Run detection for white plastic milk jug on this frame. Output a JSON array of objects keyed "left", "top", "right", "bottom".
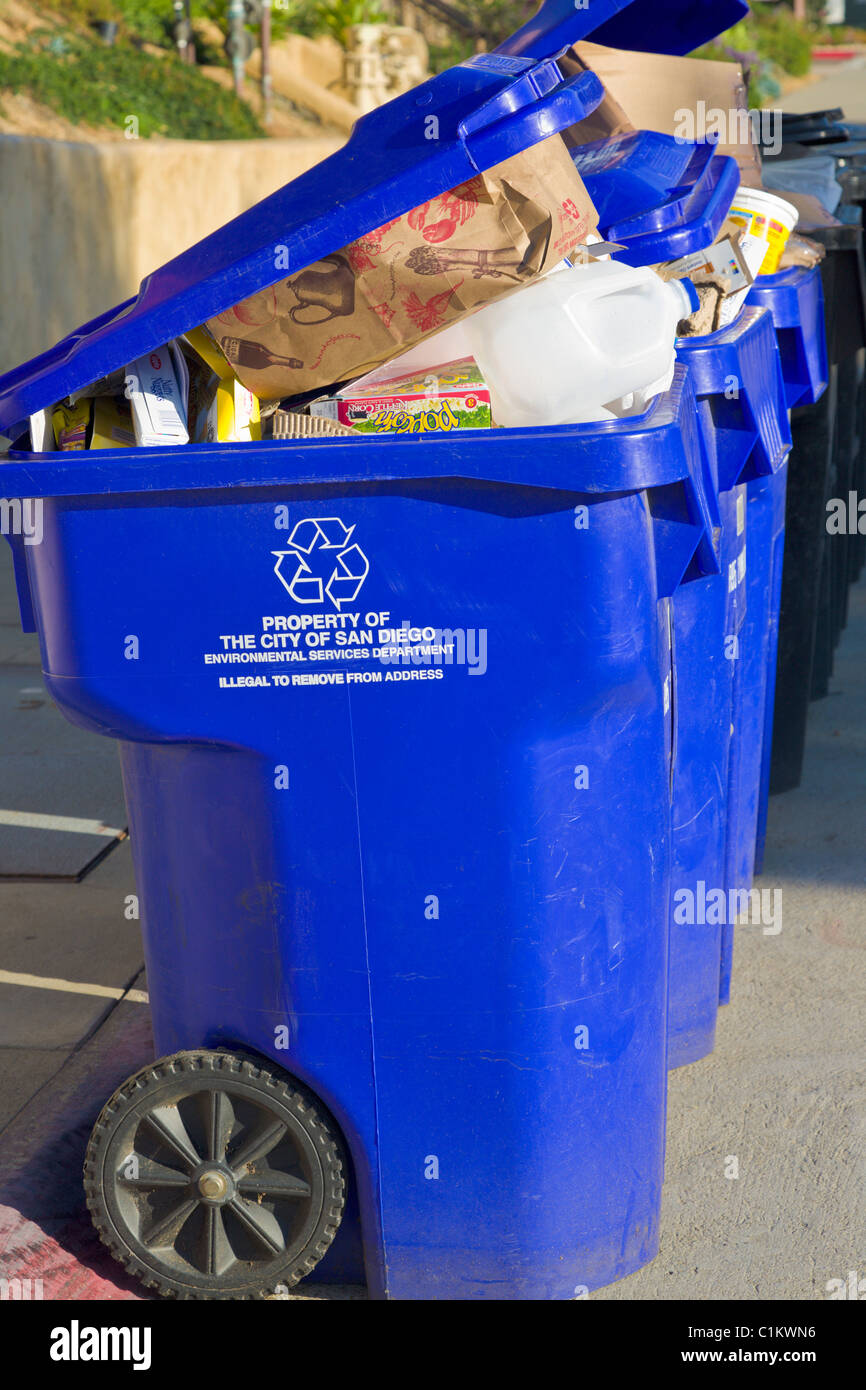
[{"left": 463, "top": 259, "right": 699, "bottom": 428}]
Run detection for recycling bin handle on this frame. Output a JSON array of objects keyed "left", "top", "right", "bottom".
[{"left": 458, "top": 69, "right": 604, "bottom": 171}]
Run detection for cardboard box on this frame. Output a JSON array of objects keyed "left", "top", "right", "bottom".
[
  {"left": 90, "top": 396, "right": 136, "bottom": 449},
  {"left": 311, "top": 357, "right": 493, "bottom": 434},
  {"left": 183, "top": 328, "right": 261, "bottom": 443},
  {"left": 777, "top": 190, "right": 841, "bottom": 233},
  {"left": 656, "top": 235, "right": 753, "bottom": 295},
  {"left": 562, "top": 43, "right": 763, "bottom": 189},
  {"left": 29, "top": 409, "right": 53, "bottom": 452},
  {"left": 205, "top": 134, "right": 598, "bottom": 400},
  {"left": 125, "top": 342, "right": 189, "bottom": 447},
  {"left": 271, "top": 411, "right": 358, "bottom": 439}
]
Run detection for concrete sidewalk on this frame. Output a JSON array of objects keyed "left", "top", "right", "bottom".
[
  {"left": 781, "top": 57, "right": 866, "bottom": 123},
  {"left": 597, "top": 580, "right": 866, "bottom": 1301},
  {"left": 0, "top": 573, "right": 863, "bottom": 1300}
]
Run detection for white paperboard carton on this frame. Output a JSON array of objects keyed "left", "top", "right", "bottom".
[{"left": 125, "top": 342, "right": 189, "bottom": 447}]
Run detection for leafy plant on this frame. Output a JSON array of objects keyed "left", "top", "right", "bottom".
[
  {"left": 313, "top": 0, "right": 388, "bottom": 48},
  {"left": 196, "top": 0, "right": 321, "bottom": 42},
  {"left": 0, "top": 28, "right": 264, "bottom": 139},
  {"left": 436, "top": 0, "right": 536, "bottom": 44},
  {"left": 757, "top": 6, "right": 812, "bottom": 76},
  {"left": 690, "top": 4, "right": 812, "bottom": 107}
]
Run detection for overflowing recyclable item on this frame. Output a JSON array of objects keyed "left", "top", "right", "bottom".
[
  {"left": 310, "top": 357, "right": 492, "bottom": 433},
  {"left": 778, "top": 232, "right": 826, "bottom": 271},
  {"left": 51, "top": 400, "right": 90, "bottom": 451},
  {"left": 182, "top": 328, "right": 261, "bottom": 444},
  {"left": 204, "top": 134, "right": 598, "bottom": 402},
  {"left": 32, "top": 334, "right": 260, "bottom": 452},
  {"left": 28, "top": 408, "right": 53, "bottom": 453},
  {"left": 727, "top": 187, "right": 798, "bottom": 276},
  {"left": 66, "top": 370, "right": 127, "bottom": 404},
  {"left": 269, "top": 411, "right": 358, "bottom": 439},
  {"left": 125, "top": 342, "right": 189, "bottom": 447},
  {"left": 462, "top": 259, "right": 698, "bottom": 428},
  {"left": 657, "top": 235, "right": 753, "bottom": 294},
  {"left": 49, "top": 393, "right": 145, "bottom": 451},
  {"left": 657, "top": 230, "right": 757, "bottom": 330},
  {"left": 673, "top": 283, "right": 727, "bottom": 337},
  {"left": 563, "top": 43, "right": 763, "bottom": 189},
  {"left": 90, "top": 396, "right": 136, "bottom": 449},
  {"left": 775, "top": 190, "right": 841, "bottom": 233}
]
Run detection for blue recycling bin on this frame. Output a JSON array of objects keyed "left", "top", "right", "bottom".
[
  {"left": 579, "top": 138, "right": 792, "bottom": 1063},
  {"left": 0, "top": 0, "right": 742, "bottom": 1301},
  {"left": 742, "top": 267, "right": 828, "bottom": 905},
  {"left": 672, "top": 312, "right": 791, "bottom": 1048},
  {"left": 0, "top": 393, "right": 716, "bottom": 1301}
]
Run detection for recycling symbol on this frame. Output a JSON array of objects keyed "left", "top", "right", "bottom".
[{"left": 272, "top": 517, "right": 369, "bottom": 611}]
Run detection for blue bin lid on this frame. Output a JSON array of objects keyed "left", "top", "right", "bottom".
[
  {"left": 572, "top": 134, "right": 741, "bottom": 266},
  {"left": 0, "top": 0, "right": 746, "bottom": 437},
  {"left": 498, "top": 0, "right": 748, "bottom": 61},
  {"left": 571, "top": 131, "right": 712, "bottom": 228}
]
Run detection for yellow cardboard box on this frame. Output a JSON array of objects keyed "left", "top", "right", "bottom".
[{"left": 183, "top": 328, "right": 261, "bottom": 443}]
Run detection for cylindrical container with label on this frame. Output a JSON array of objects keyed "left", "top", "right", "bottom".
[{"left": 728, "top": 187, "right": 798, "bottom": 275}]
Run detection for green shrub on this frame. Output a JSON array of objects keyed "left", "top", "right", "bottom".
[
  {"left": 196, "top": 0, "right": 321, "bottom": 43},
  {"left": 690, "top": 4, "right": 812, "bottom": 107},
  {"left": 757, "top": 7, "right": 812, "bottom": 76},
  {"left": 0, "top": 29, "right": 264, "bottom": 139}
]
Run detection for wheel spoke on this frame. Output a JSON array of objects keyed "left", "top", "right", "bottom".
[
  {"left": 119, "top": 1155, "right": 190, "bottom": 1191},
  {"left": 228, "top": 1196, "right": 286, "bottom": 1256},
  {"left": 236, "top": 1172, "right": 311, "bottom": 1201},
  {"left": 203, "top": 1205, "right": 235, "bottom": 1278},
  {"left": 229, "top": 1118, "right": 287, "bottom": 1176},
  {"left": 207, "top": 1088, "right": 234, "bottom": 1165},
  {"left": 141, "top": 1197, "right": 198, "bottom": 1250},
  {"left": 141, "top": 1105, "right": 202, "bottom": 1170}
]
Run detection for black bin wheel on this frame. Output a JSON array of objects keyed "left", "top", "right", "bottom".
[{"left": 84, "top": 1050, "right": 346, "bottom": 1300}]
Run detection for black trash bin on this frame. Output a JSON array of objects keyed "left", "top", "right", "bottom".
[{"left": 759, "top": 118, "right": 866, "bottom": 790}]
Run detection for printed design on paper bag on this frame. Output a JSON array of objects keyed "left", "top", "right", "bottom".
[
  {"left": 273, "top": 518, "right": 369, "bottom": 611},
  {"left": 346, "top": 220, "right": 403, "bottom": 273},
  {"left": 405, "top": 241, "right": 549, "bottom": 280},
  {"left": 285, "top": 254, "right": 356, "bottom": 326},
  {"left": 219, "top": 337, "right": 303, "bottom": 373},
  {"left": 203, "top": 138, "right": 592, "bottom": 399},
  {"left": 216, "top": 287, "right": 278, "bottom": 329},
  {"left": 402, "top": 282, "right": 463, "bottom": 332},
  {"left": 407, "top": 182, "right": 479, "bottom": 244},
  {"left": 404, "top": 189, "right": 552, "bottom": 283},
  {"left": 371, "top": 302, "right": 395, "bottom": 329}
]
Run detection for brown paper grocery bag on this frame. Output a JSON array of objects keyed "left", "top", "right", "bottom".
[{"left": 205, "top": 134, "right": 597, "bottom": 399}]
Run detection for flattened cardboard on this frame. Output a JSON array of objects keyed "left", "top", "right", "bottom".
[{"left": 563, "top": 42, "right": 762, "bottom": 189}]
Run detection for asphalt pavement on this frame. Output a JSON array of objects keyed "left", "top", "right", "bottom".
[{"left": 0, "top": 540, "right": 144, "bottom": 1134}]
